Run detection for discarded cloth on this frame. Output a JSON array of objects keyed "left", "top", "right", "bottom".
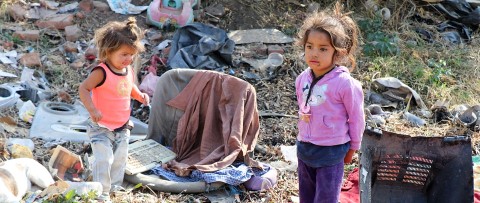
[
  {"left": 166, "top": 70, "right": 262, "bottom": 175},
  {"left": 146, "top": 69, "right": 197, "bottom": 147},
  {"left": 167, "top": 22, "right": 234, "bottom": 70},
  {"left": 475, "top": 190, "right": 480, "bottom": 203},
  {"left": 150, "top": 162, "right": 269, "bottom": 186},
  {"left": 339, "top": 167, "right": 360, "bottom": 203}
]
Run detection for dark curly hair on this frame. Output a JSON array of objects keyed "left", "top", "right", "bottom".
[
  {"left": 94, "top": 17, "right": 145, "bottom": 62},
  {"left": 296, "top": 2, "right": 359, "bottom": 70}
]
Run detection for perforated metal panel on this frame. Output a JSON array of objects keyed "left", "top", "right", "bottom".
[{"left": 359, "top": 127, "right": 473, "bottom": 203}]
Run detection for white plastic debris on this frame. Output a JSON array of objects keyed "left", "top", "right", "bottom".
[
  {"left": 403, "top": 111, "right": 426, "bottom": 127},
  {"left": 155, "top": 39, "right": 172, "bottom": 51},
  {"left": 0, "top": 50, "right": 18, "bottom": 64},
  {"left": 107, "top": 0, "right": 148, "bottom": 14},
  {"left": 0, "top": 84, "right": 21, "bottom": 109},
  {"left": 0, "top": 71, "right": 17, "bottom": 78},
  {"left": 269, "top": 145, "right": 298, "bottom": 172},
  {"left": 7, "top": 138, "right": 35, "bottom": 151},
  {"left": 19, "top": 100, "right": 36, "bottom": 123}
]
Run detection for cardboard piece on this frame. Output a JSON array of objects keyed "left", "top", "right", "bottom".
[{"left": 48, "top": 145, "right": 84, "bottom": 181}]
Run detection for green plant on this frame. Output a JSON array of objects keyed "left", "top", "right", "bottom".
[
  {"left": 282, "top": 25, "right": 297, "bottom": 37},
  {"left": 359, "top": 15, "right": 399, "bottom": 57},
  {"left": 0, "top": 32, "right": 23, "bottom": 46},
  {"left": 41, "top": 189, "right": 98, "bottom": 203},
  {"left": 426, "top": 58, "right": 452, "bottom": 86},
  {"left": 80, "top": 190, "right": 99, "bottom": 201}
]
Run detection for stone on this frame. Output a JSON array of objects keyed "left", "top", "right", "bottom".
[
  {"left": 205, "top": 4, "right": 225, "bottom": 17},
  {"left": 63, "top": 41, "right": 78, "bottom": 53},
  {"left": 19, "top": 53, "right": 42, "bottom": 67},
  {"left": 35, "top": 14, "right": 75, "bottom": 30},
  {"left": 78, "top": 0, "right": 93, "bottom": 12},
  {"left": 65, "top": 25, "right": 82, "bottom": 42},
  {"left": 69, "top": 59, "right": 84, "bottom": 69},
  {"left": 57, "top": 90, "right": 72, "bottom": 103},
  {"left": 85, "top": 46, "right": 97, "bottom": 61},
  {"left": 8, "top": 4, "right": 27, "bottom": 21},
  {"left": 13, "top": 30, "right": 40, "bottom": 41},
  {"left": 268, "top": 44, "right": 284, "bottom": 55},
  {"left": 92, "top": 1, "right": 110, "bottom": 12},
  {"left": 252, "top": 43, "right": 268, "bottom": 56}
]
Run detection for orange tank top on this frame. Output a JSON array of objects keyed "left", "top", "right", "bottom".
[{"left": 91, "top": 63, "right": 133, "bottom": 131}]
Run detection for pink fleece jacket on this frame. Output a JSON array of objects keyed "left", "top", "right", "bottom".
[{"left": 295, "top": 66, "right": 365, "bottom": 150}]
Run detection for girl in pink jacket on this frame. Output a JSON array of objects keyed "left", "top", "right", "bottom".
[{"left": 294, "top": 3, "right": 365, "bottom": 203}]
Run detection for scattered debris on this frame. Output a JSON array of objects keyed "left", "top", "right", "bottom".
[
  {"left": 107, "top": 0, "right": 147, "bottom": 14},
  {"left": 145, "top": 0, "right": 196, "bottom": 28},
  {"left": 228, "top": 29, "right": 294, "bottom": 45},
  {"left": 48, "top": 145, "right": 85, "bottom": 181}
]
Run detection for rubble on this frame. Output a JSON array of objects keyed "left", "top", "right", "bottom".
[{"left": 12, "top": 30, "right": 41, "bottom": 41}]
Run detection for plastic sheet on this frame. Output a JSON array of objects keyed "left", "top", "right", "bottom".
[
  {"left": 167, "top": 23, "right": 234, "bottom": 70},
  {"left": 107, "top": 0, "right": 148, "bottom": 14}
]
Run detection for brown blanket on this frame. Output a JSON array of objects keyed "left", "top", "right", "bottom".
[{"left": 166, "top": 70, "right": 262, "bottom": 176}]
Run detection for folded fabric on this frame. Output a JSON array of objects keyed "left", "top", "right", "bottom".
[
  {"left": 150, "top": 162, "right": 271, "bottom": 186},
  {"left": 243, "top": 164, "right": 277, "bottom": 191},
  {"left": 339, "top": 167, "right": 360, "bottom": 203}
]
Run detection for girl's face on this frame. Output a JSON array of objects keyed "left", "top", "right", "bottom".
[
  {"left": 304, "top": 30, "right": 336, "bottom": 77},
  {"left": 106, "top": 44, "right": 137, "bottom": 71}
]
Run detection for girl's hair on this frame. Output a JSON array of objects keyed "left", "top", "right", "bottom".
[
  {"left": 296, "top": 2, "right": 359, "bottom": 70},
  {"left": 94, "top": 17, "right": 145, "bottom": 62}
]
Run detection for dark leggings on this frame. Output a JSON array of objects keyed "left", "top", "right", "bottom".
[{"left": 298, "top": 159, "right": 344, "bottom": 203}]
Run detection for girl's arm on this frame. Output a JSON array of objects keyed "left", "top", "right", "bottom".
[
  {"left": 79, "top": 68, "right": 104, "bottom": 122},
  {"left": 131, "top": 85, "right": 150, "bottom": 105},
  {"left": 341, "top": 79, "right": 365, "bottom": 151},
  {"left": 344, "top": 149, "right": 356, "bottom": 163},
  {"left": 130, "top": 66, "right": 149, "bottom": 106}
]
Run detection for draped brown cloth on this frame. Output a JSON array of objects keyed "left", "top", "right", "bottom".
[{"left": 165, "top": 70, "right": 262, "bottom": 176}]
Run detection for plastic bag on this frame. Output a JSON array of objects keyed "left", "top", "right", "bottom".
[
  {"left": 18, "top": 100, "right": 36, "bottom": 123},
  {"left": 139, "top": 72, "right": 160, "bottom": 97}
]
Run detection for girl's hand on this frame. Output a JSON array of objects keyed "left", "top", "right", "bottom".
[
  {"left": 90, "top": 109, "right": 103, "bottom": 123},
  {"left": 141, "top": 93, "right": 150, "bottom": 106},
  {"left": 344, "top": 149, "right": 356, "bottom": 164}
]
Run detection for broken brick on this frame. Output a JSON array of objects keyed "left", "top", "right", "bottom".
[
  {"left": 63, "top": 41, "right": 78, "bottom": 53},
  {"left": 92, "top": 1, "right": 110, "bottom": 12},
  {"left": 79, "top": 0, "right": 93, "bottom": 12},
  {"left": 13, "top": 30, "right": 40, "bottom": 41},
  {"left": 35, "top": 14, "right": 75, "bottom": 30},
  {"left": 268, "top": 44, "right": 284, "bottom": 55},
  {"left": 252, "top": 43, "right": 268, "bottom": 56},
  {"left": 19, "top": 52, "right": 42, "bottom": 67},
  {"left": 65, "top": 25, "right": 82, "bottom": 42}
]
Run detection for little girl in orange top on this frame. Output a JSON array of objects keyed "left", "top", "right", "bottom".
[{"left": 78, "top": 17, "right": 149, "bottom": 202}]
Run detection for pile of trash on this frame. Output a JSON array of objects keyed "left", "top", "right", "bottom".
[{"left": 364, "top": 76, "right": 480, "bottom": 139}]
